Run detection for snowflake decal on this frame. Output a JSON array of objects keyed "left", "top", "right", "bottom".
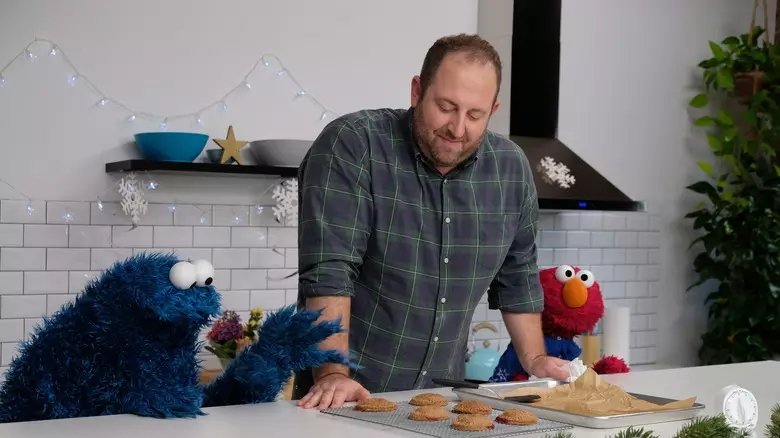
[
  {"left": 271, "top": 179, "right": 298, "bottom": 225},
  {"left": 117, "top": 172, "right": 148, "bottom": 225},
  {"left": 536, "top": 156, "right": 576, "bottom": 189}
]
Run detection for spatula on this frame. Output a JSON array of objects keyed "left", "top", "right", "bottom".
[{"left": 431, "top": 378, "right": 541, "bottom": 403}]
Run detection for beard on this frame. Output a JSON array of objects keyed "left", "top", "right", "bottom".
[{"left": 412, "top": 105, "right": 485, "bottom": 169}]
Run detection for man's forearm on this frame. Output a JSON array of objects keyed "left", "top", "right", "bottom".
[
  {"left": 304, "top": 296, "right": 351, "bottom": 381},
  {"left": 501, "top": 311, "right": 546, "bottom": 370}
]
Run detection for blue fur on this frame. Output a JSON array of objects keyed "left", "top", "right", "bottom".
[
  {"left": 0, "top": 252, "right": 348, "bottom": 423},
  {"left": 489, "top": 337, "right": 582, "bottom": 382}
]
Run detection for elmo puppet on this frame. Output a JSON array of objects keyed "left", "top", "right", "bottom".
[{"left": 489, "top": 264, "right": 629, "bottom": 382}]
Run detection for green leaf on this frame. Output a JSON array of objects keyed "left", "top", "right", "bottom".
[
  {"left": 716, "top": 69, "right": 735, "bottom": 89},
  {"left": 744, "top": 110, "right": 758, "bottom": 126},
  {"left": 721, "top": 36, "right": 740, "bottom": 45},
  {"left": 689, "top": 93, "right": 709, "bottom": 108},
  {"left": 775, "top": 165, "right": 780, "bottom": 176},
  {"left": 709, "top": 41, "right": 727, "bottom": 60},
  {"left": 717, "top": 110, "right": 734, "bottom": 125},
  {"left": 706, "top": 134, "right": 721, "bottom": 150},
  {"left": 697, "top": 161, "right": 714, "bottom": 175},
  {"left": 694, "top": 116, "right": 715, "bottom": 126},
  {"left": 721, "top": 190, "right": 733, "bottom": 201}
]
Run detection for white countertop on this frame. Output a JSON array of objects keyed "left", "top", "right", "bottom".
[{"left": 1, "top": 361, "right": 777, "bottom": 438}]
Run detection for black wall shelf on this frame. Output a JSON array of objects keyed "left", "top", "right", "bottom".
[{"left": 105, "top": 160, "right": 298, "bottom": 178}]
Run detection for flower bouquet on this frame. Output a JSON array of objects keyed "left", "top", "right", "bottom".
[{"left": 204, "top": 307, "right": 263, "bottom": 368}]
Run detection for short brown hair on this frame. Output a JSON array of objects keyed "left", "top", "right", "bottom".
[{"left": 418, "top": 33, "right": 503, "bottom": 99}]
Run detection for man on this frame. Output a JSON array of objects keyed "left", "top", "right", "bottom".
[{"left": 294, "top": 33, "right": 570, "bottom": 410}]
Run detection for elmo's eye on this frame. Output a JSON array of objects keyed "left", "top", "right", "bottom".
[
  {"left": 169, "top": 261, "right": 197, "bottom": 290},
  {"left": 577, "top": 269, "right": 595, "bottom": 288},
  {"left": 555, "top": 265, "right": 575, "bottom": 283},
  {"left": 192, "top": 259, "right": 215, "bottom": 287}
]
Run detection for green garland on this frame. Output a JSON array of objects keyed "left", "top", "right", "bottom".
[{"left": 543, "top": 404, "right": 780, "bottom": 438}]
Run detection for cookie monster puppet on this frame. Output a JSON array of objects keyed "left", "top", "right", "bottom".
[
  {"left": 0, "top": 252, "right": 349, "bottom": 423},
  {"left": 490, "top": 264, "right": 630, "bottom": 382}
]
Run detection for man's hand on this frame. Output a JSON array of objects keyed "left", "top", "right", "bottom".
[
  {"left": 526, "top": 355, "right": 570, "bottom": 381},
  {"left": 297, "top": 373, "right": 370, "bottom": 409}
]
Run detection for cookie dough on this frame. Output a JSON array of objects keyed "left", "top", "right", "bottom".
[
  {"left": 408, "top": 405, "right": 451, "bottom": 421},
  {"left": 496, "top": 408, "right": 539, "bottom": 425},
  {"left": 452, "top": 400, "right": 493, "bottom": 415},
  {"left": 451, "top": 414, "right": 495, "bottom": 431},
  {"left": 409, "top": 393, "right": 449, "bottom": 407},
  {"left": 354, "top": 398, "right": 398, "bottom": 412}
]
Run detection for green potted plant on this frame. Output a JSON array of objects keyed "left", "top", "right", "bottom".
[{"left": 685, "top": 0, "right": 780, "bottom": 366}]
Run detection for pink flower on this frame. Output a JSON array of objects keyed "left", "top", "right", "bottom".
[{"left": 207, "top": 311, "right": 243, "bottom": 343}]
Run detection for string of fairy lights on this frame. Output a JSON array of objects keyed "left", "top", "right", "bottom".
[{"left": 0, "top": 37, "right": 322, "bottom": 226}]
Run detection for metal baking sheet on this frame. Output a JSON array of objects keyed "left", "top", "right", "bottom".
[
  {"left": 321, "top": 399, "right": 574, "bottom": 437},
  {"left": 452, "top": 380, "right": 706, "bottom": 429}
]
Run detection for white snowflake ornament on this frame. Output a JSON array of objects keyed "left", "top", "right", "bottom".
[
  {"left": 271, "top": 179, "right": 298, "bottom": 225},
  {"left": 117, "top": 172, "right": 148, "bottom": 225},
  {"left": 537, "top": 156, "right": 576, "bottom": 189}
]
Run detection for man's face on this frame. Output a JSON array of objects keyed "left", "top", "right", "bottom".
[{"left": 411, "top": 52, "right": 500, "bottom": 173}]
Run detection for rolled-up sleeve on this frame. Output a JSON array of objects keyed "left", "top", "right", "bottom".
[
  {"left": 298, "top": 118, "right": 373, "bottom": 299},
  {"left": 487, "top": 152, "right": 544, "bottom": 313}
]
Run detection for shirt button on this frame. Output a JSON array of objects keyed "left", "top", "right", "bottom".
[
  {"left": 441, "top": 297, "right": 447, "bottom": 303},
  {"left": 445, "top": 217, "right": 451, "bottom": 224},
  {"left": 421, "top": 370, "right": 427, "bottom": 376},
  {"left": 444, "top": 257, "right": 449, "bottom": 263},
  {"left": 433, "top": 336, "right": 439, "bottom": 342}
]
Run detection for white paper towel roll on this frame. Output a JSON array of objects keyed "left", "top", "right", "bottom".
[{"left": 601, "top": 306, "right": 631, "bottom": 363}]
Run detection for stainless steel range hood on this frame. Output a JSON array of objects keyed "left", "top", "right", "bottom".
[{"left": 478, "top": 0, "right": 644, "bottom": 212}]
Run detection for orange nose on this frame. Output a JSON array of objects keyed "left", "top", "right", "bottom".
[{"left": 562, "top": 278, "right": 588, "bottom": 308}]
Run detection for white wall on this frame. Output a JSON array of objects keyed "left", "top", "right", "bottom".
[
  {"left": 480, "top": 0, "right": 775, "bottom": 368},
  {"left": 0, "top": 0, "right": 770, "bottom": 376}
]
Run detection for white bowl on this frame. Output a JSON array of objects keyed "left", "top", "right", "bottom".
[{"left": 249, "top": 139, "right": 313, "bottom": 167}]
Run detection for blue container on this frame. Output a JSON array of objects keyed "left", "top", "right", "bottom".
[{"left": 134, "top": 132, "right": 209, "bottom": 162}]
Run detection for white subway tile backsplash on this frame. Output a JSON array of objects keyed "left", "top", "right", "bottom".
[
  {"left": 1, "top": 200, "right": 46, "bottom": 224},
  {"left": 268, "top": 228, "right": 297, "bottom": 248},
  {"left": 154, "top": 226, "right": 193, "bottom": 247},
  {"left": 24, "top": 271, "right": 68, "bottom": 294},
  {"left": 0, "top": 272, "right": 23, "bottom": 295},
  {"left": 0, "top": 201, "right": 661, "bottom": 366},
  {"left": 0, "top": 319, "right": 24, "bottom": 342},
  {"left": 69, "top": 225, "right": 112, "bottom": 248},
  {"left": 1, "top": 248, "right": 46, "bottom": 271},
  {"left": 250, "top": 248, "right": 286, "bottom": 269},
  {"left": 1, "top": 295, "right": 47, "bottom": 318},
  {"left": 23, "top": 224, "right": 68, "bottom": 247},
  {"left": 231, "top": 227, "right": 268, "bottom": 247},
  {"left": 194, "top": 227, "right": 230, "bottom": 247},
  {"left": 112, "top": 226, "right": 153, "bottom": 247},
  {"left": 47, "top": 202, "right": 90, "bottom": 225},
  {"left": 2, "top": 342, "right": 19, "bottom": 366},
  {"left": 0, "top": 224, "right": 23, "bottom": 246}
]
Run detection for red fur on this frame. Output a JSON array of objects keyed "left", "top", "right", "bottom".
[
  {"left": 592, "top": 355, "right": 631, "bottom": 374},
  {"left": 540, "top": 267, "right": 604, "bottom": 339}
]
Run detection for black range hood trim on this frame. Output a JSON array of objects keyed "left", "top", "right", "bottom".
[{"left": 507, "top": 0, "right": 644, "bottom": 213}]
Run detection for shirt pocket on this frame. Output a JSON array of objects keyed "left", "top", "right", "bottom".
[{"left": 477, "top": 213, "right": 521, "bottom": 276}]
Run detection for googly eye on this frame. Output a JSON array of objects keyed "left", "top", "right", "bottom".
[
  {"left": 576, "top": 269, "right": 595, "bottom": 288},
  {"left": 192, "top": 259, "right": 215, "bottom": 287},
  {"left": 170, "top": 261, "right": 197, "bottom": 290},
  {"left": 555, "top": 265, "right": 575, "bottom": 283}
]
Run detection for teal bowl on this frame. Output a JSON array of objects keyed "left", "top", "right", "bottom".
[{"left": 134, "top": 132, "right": 209, "bottom": 162}]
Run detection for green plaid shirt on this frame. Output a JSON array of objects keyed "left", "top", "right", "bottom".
[{"left": 297, "top": 107, "right": 543, "bottom": 393}]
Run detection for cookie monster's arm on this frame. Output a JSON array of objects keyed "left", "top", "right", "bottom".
[{"left": 202, "top": 305, "right": 350, "bottom": 406}]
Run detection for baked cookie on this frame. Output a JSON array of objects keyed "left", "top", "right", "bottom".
[
  {"left": 496, "top": 409, "right": 538, "bottom": 425},
  {"left": 409, "top": 393, "right": 449, "bottom": 407},
  {"left": 451, "top": 414, "right": 495, "bottom": 431},
  {"left": 452, "top": 400, "right": 493, "bottom": 415},
  {"left": 354, "top": 398, "right": 398, "bottom": 412},
  {"left": 408, "top": 405, "right": 451, "bottom": 421}
]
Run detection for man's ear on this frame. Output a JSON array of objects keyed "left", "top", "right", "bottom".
[{"left": 411, "top": 75, "right": 422, "bottom": 107}]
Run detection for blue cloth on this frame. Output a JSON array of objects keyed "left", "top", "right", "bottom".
[{"left": 489, "top": 336, "right": 582, "bottom": 382}]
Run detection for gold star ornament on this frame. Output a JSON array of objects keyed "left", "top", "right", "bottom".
[{"left": 212, "top": 125, "right": 248, "bottom": 164}]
